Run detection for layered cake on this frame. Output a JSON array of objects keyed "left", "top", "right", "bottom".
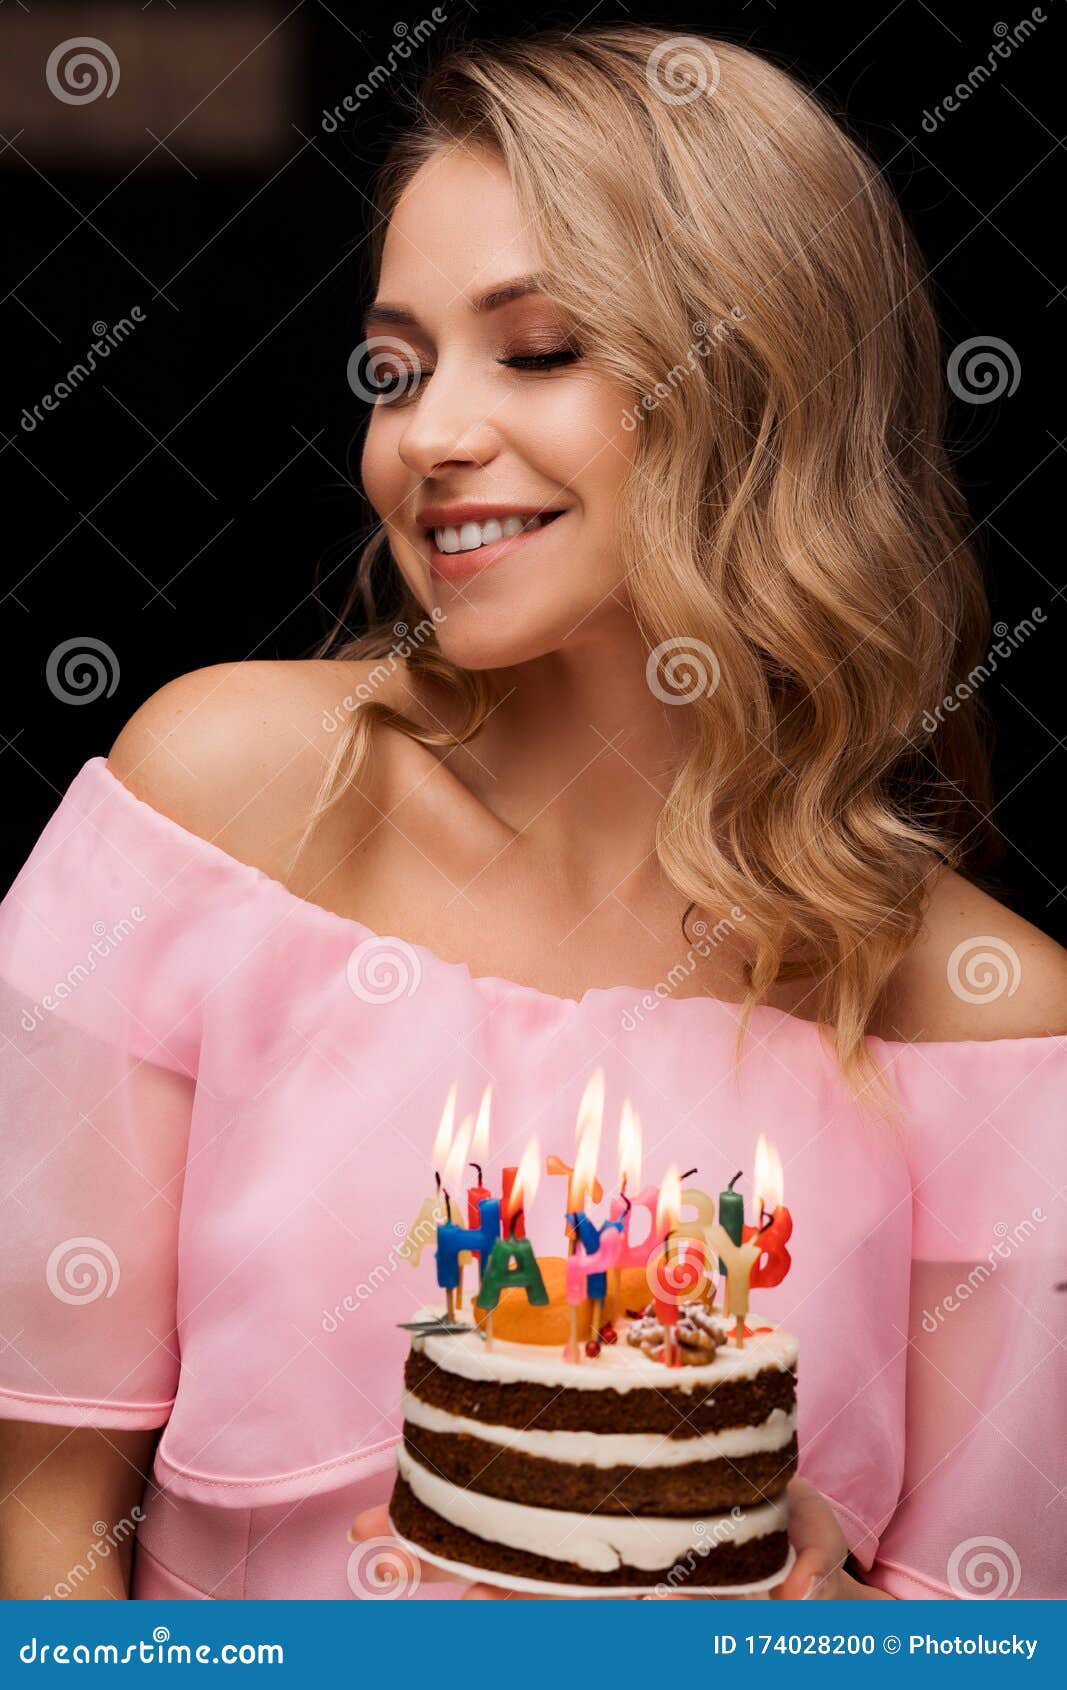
[{"left": 389, "top": 1299, "right": 798, "bottom": 1594}]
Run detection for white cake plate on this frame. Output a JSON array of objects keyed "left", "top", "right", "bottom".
[{"left": 389, "top": 1523, "right": 795, "bottom": 1600}]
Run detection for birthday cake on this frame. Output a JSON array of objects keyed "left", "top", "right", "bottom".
[{"left": 389, "top": 1298, "right": 798, "bottom": 1594}]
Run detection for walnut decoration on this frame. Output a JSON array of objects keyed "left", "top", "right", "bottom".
[{"left": 625, "top": 1298, "right": 727, "bottom": 1365}]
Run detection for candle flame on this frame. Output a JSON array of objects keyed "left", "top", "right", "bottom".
[
  {"left": 753, "top": 1134, "right": 784, "bottom": 1213},
  {"left": 568, "top": 1117, "right": 601, "bottom": 1212},
  {"left": 616, "top": 1098, "right": 643, "bottom": 1192},
  {"left": 576, "top": 1067, "right": 606, "bottom": 1143},
  {"left": 506, "top": 1137, "right": 541, "bottom": 1230},
  {"left": 431, "top": 1080, "right": 458, "bottom": 1173},
  {"left": 471, "top": 1083, "right": 492, "bottom": 1166},
  {"left": 441, "top": 1114, "right": 474, "bottom": 1197},
  {"left": 655, "top": 1163, "right": 682, "bottom": 1236}
]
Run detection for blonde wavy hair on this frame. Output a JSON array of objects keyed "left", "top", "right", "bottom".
[{"left": 303, "top": 25, "right": 996, "bottom": 1103}]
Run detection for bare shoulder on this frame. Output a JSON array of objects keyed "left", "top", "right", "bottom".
[
  {"left": 876, "top": 867, "right": 1067, "bottom": 1042},
  {"left": 105, "top": 657, "right": 417, "bottom": 883}
]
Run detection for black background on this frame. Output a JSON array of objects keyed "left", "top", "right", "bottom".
[{"left": 2, "top": 1, "right": 1064, "bottom": 938}]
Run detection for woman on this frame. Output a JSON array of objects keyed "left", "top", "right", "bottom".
[{"left": 1, "top": 26, "right": 1063, "bottom": 1602}]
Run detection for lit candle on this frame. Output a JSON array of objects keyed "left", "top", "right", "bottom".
[
  {"left": 704, "top": 1220, "right": 762, "bottom": 1347},
  {"left": 434, "top": 1114, "right": 474, "bottom": 1321},
  {"left": 466, "top": 1084, "right": 493, "bottom": 1244},
  {"left": 745, "top": 1135, "right": 793, "bottom": 1288},
  {"left": 435, "top": 1198, "right": 502, "bottom": 1298},
  {"left": 500, "top": 1166, "right": 526, "bottom": 1239},
  {"left": 401, "top": 1080, "right": 460, "bottom": 1272},
  {"left": 652, "top": 1166, "right": 682, "bottom": 1366},
  {"left": 478, "top": 1140, "right": 549, "bottom": 1346},
  {"left": 608, "top": 1182, "right": 666, "bottom": 1269},
  {"left": 563, "top": 1220, "right": 623, "bottom": 1361}
]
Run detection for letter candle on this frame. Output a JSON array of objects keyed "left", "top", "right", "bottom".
[
  {"left": 402, "top": 1081, "right": 460, "bottom": 1273},
  {"left": 703, "top": 1221, "right": 762, "bottom": 1348},
  {"left": 652, "top": 1167, "right": 683, "bottom": 1365},
  {"left": 477, "top": 1139, "right": 549, "bottom": 1349},
  {"left": 465, "top": 1084, "right": 494, "bottom": 1253},
  {"left": 564, "top": 1220, "right": 623, "bottom": 1362},
  {"left": 745, "top": 1135, "right": 793, "bottom": 1288},
  {"left": 716, "top": 1169, "right": 744, "bottom": 1274},
  {"left": 433, "top": 1115, "right": 474, "bottom": 1322}
]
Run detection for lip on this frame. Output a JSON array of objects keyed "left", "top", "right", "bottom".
[{"left": 426, "top": 510, "right": 567, "bottom": 583}]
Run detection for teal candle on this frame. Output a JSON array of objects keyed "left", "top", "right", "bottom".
[{"left": 717, "top": 1169, "right": 744, "bottom": 1274}]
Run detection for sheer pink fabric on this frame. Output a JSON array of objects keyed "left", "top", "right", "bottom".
[{"left": 1, "top": 756, "right": 1064, "bottom": 1599}]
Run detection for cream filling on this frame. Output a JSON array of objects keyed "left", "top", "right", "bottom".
[
  {"left": 396, "top": 1444, "right": 787, "bottom": 1573},
  {"left": 411, "top": 1305, "right": 797, "bottom": 1391},
  {"left": 401, "top": 1392, "right": 797, "bottom": 1468}
]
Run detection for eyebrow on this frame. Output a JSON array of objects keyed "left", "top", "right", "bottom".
[{"left": 361, "top": 274, "right": 549, "bottom": 336}]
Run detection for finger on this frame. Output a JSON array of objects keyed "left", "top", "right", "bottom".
[
  {"left": 346, "top": 1504, "right": 462, "bottom": 1586},
  {"left": 771, "top": 1544, "right": 827, "bottom": 1600}
]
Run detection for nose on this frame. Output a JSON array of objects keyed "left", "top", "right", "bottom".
[{"left": 395, "top": 352, "right": 503, "bottom": 478}]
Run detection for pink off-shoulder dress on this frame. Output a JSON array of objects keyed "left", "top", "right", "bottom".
[{"left": 0, "top": 757, "right": 1064, "bottom": 1600}]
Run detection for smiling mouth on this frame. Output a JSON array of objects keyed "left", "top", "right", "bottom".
[{"left": 426, "top": 511, "right": 566, "bottom": 581}]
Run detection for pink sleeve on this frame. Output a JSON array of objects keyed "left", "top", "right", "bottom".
[
  {"left": 0, "top": 761, "right": 200, "bottom": 1431},
  {"left": 864, "top": 1035, "right": 1067, "bottom": 1599}
]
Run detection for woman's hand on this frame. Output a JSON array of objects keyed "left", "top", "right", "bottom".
[{"left": 769, "top": 1477, "right": 892, "bottom": 1600}]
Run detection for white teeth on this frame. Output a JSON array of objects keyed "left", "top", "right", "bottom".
[{"left": 433, "top": 513, "right": 555, "bottom": 553}]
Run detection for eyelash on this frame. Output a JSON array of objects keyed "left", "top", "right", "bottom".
[{"left": 375, "top": 347, "right": 578, "bottom": 403}]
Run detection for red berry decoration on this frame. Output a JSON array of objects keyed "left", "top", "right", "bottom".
[
  {"left": 585, "top": 1339, "right": 602, "bottom": 1358},
  {"left": 601, "top": 1325, "right": 618, "bottom": 1345}
]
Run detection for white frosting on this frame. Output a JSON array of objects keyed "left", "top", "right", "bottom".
[
  {"left": 396, "top": 1444, "right": 788, "bottom": 1573},
  {"left": 411, "top": 1304, "right": 797, "bottom": 1391},
  {"left": 401, "top": 1391, "right": 797, "bottom": 1467}
]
